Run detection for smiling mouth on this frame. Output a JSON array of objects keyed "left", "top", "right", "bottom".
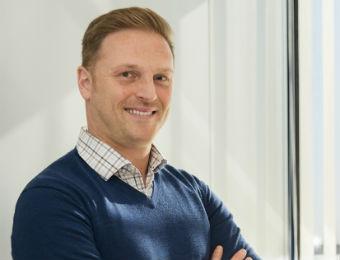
[{"left": 124, "top": 108, "right": 157, "bottom": 117}]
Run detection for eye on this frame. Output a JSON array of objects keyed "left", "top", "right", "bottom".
[
  {"left": 154, "top": 74, "right": 168, "bottom": 82},
  {"left": 121, "top": 71, "right": 135, "bottom": 78}
]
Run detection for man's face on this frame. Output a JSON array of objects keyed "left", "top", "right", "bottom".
[{"left": 78, "top": 29, "right": 174, "bottom": 150}]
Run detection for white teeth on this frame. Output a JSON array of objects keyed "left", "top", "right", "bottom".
[{"left": 126, "top": 109, "right": 153, "bottom": 116}]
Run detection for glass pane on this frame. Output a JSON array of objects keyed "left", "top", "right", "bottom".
[{"left": 299, "top": 0, "right": 339, "bottom": 258}]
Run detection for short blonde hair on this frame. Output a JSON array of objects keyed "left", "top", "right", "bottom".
[{"left": 81, "top": 7, "right": 174, "bottom": 68}]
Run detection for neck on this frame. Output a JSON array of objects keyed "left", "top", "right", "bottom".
[{"left": 114, "top": 144, "right": 151, "bottom": 178}]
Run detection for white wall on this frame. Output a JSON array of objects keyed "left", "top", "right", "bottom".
[{"left": 0, "top": 1, "right": 289, "bottom": 259}]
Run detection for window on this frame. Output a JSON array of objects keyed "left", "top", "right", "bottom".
[{"left": 299, "top": 0, "right": 339, "bottom": 259}]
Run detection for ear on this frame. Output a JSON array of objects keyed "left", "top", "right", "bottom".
[{"left": 77, "top": 66, "right": 93, "bottom": 100}]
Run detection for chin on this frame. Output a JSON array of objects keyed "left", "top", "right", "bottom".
[{"left": 130, "top": 134, "right": 155, "bottom": 146}]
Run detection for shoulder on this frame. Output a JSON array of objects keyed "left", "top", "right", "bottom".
[
  {"left": 19, "top": 148, "right": 99, "bottom": 205},
  {"left": 12, "top": 150, "right": 102, "bottom": 259},
  {"left": 14, "top": 149, "right": 100, "bottom": 223},
  {"left": 26, "top": 149, "right": 92, "bottom": 187}
]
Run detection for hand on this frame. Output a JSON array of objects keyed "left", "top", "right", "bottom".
[
  {"left": 211, "top": 246, "right": 253, "bottom": 260},
  {"left": 231, "top": 248, "right": 253, "bottom": 260},
  {"left": 211, "top": 245, "right": 223, "bottom": 260}
]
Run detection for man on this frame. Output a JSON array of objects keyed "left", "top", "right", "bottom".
[{"left": 12, "top": 7, "right": 259, "bottom": 260}]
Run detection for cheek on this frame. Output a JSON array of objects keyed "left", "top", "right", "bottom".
[
  {"left": 157, "top": 88, "right": 172, "bottom": 107},
  {"left": 104, "top": 90, "right": 127, "bottom": 111},
  {"left": 92, "top": 92, "right": 119, "bottom": 118}
]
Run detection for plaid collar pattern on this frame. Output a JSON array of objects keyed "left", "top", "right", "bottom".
[{"left": 76, "top": 127, "right": 166, "bottom": 197}]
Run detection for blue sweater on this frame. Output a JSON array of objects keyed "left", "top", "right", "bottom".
[{"left": 12, "top": 149, "right": 259, "bottom": 260}]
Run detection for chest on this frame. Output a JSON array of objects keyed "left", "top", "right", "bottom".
[{"left": 93, "top": 184, "right": 211, "bottom": 260}]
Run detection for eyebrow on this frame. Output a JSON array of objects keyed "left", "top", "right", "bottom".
[{"left": 112, "top": 64, "right": 174, "bottom": 73}]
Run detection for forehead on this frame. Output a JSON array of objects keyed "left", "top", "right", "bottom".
[{"left": 96, "top": 29, "right": 173, "bottom": 70}]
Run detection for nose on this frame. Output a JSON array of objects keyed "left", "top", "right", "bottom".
[{"left": 135, "top": 76, "right": 157, "bottom": 102}]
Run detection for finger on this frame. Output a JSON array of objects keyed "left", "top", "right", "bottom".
[
  {"left": 245, "top": 257, "right": 253, "bottom": 260},
  {"left": 211, "top": 245, "right": 223, "bottom": 260},
  {"left": 230, "top": 249, "right": 247, "bottom": 260}
]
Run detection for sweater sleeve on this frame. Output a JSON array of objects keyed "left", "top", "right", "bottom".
[
  {"left": 195, "top": 178, "right": 261, "bottom": 260},
  {"left": 11, "top": 185, "right": 102, "bottom": 260}
]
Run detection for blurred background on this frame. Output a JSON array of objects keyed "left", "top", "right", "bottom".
[{"left": 0, "top": 0, "right": 338, "bottom": 259}]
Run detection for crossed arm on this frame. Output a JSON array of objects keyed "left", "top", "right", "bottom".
[
  {"left": 193, "top": 174, "right": 260, "bottom": 260},
  {"left": 12, "top": 186, "right": 255, "bottom": 260},
  {"left": 12, "top": 171, "right": 260, "bottom": 260}
]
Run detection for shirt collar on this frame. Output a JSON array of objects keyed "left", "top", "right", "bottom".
[{"left": 76, "top": 127, "right": 166, "bottom": 181}]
